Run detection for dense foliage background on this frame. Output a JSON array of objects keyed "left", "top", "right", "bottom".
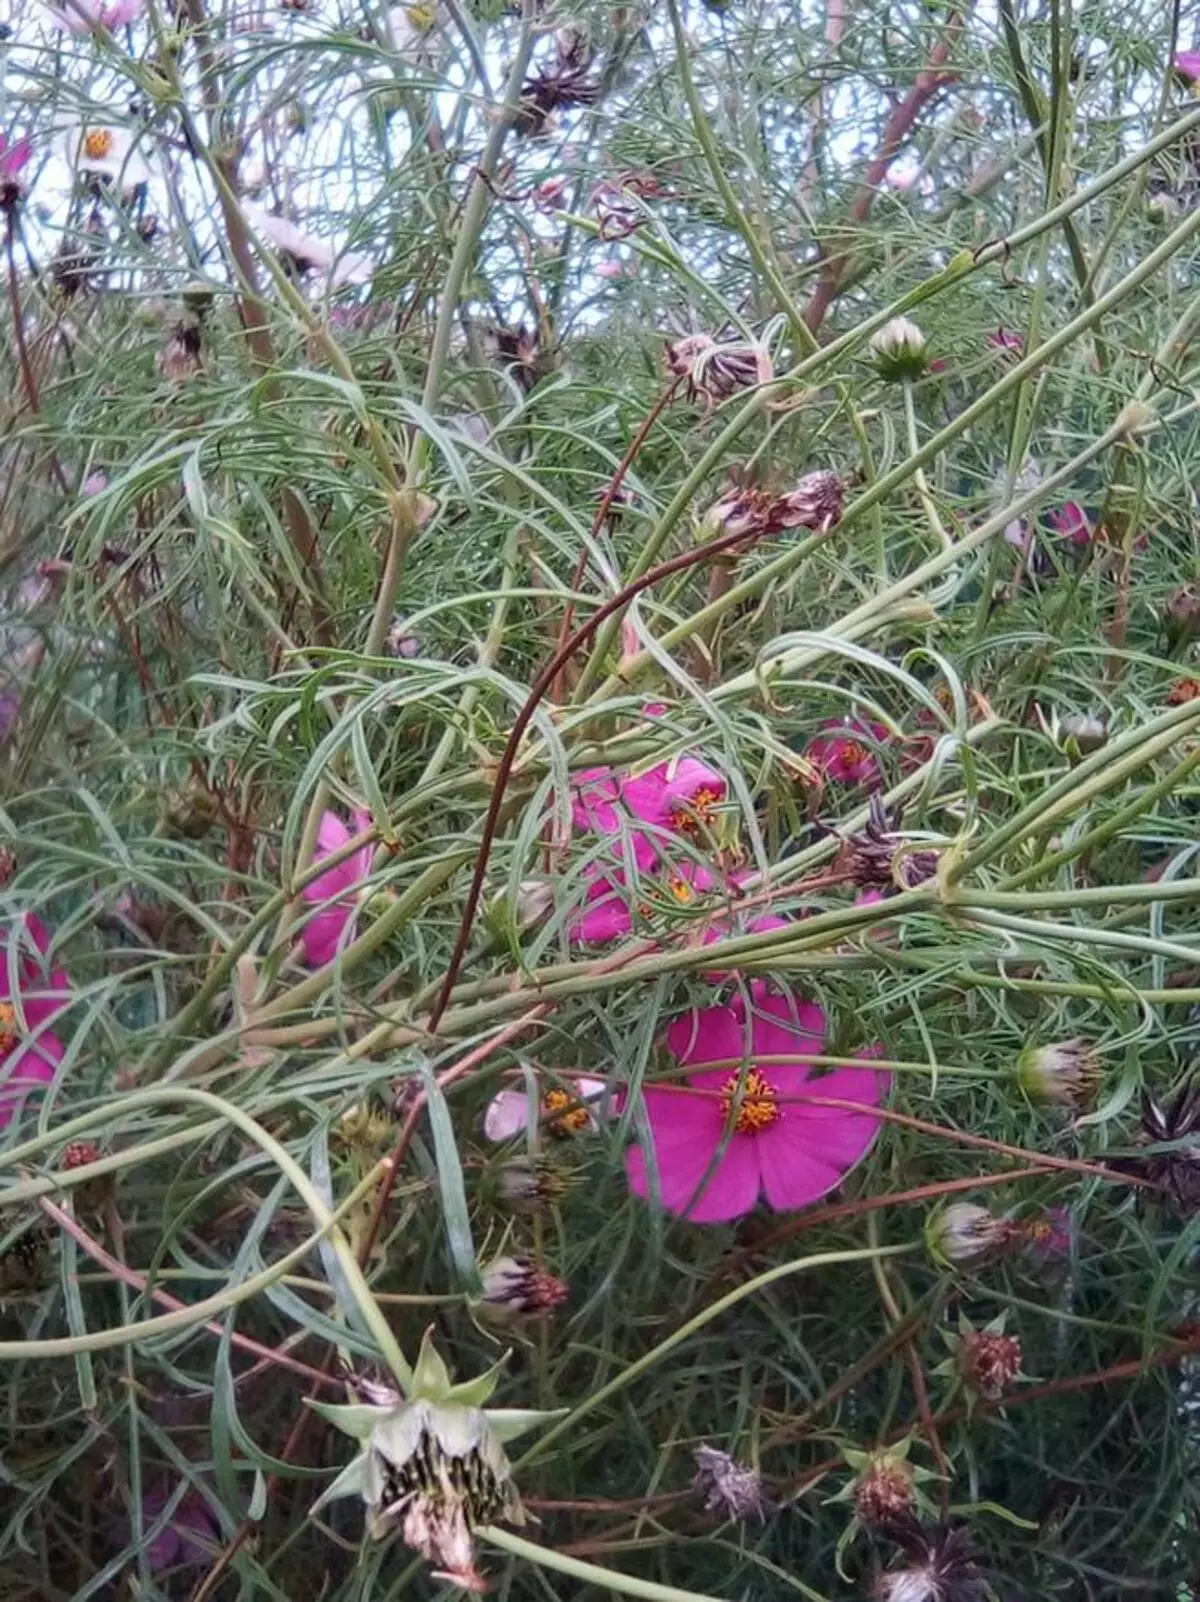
[{"left": 1, "top": 0, "right": 1199, "bottom": 1596}]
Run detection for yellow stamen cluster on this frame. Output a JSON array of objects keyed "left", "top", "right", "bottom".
[
  {"left": 720, "top": 1068, "right": 780, "bottom": 1135},
  {"left": 671, "top": 785, "right": 721, "bottom": 836},
  {"left": 838, "top": 739, "right": 867, "bottom": 770},
  {"left": 84, "top": 129, "right": 115, "bottom": 161},
  {"left": 541, "top": 1087, "right": 591, "bottom": 1137},
  {"left": 0, "top": 1001, "right": 17, "bottom": 1052}
]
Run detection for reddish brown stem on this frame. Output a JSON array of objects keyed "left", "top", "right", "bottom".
[
  {"left": 804, "top": 22, "right": 962, "bottom": 334},
  {"left": 426, "top": 519, "right": 782, "bottom": 1031}
]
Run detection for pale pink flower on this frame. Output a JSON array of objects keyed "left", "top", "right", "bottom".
[
  {"left": 0, "top": 914, "right": 73, "bottom": 1131},
  {"left": 807, "top": 717, "right": 889, "bottom": 786},
  {"left": 46, "top": 0, "right": 142, "bottom": 28},
  {"left": 299, "top": 810, "right": 373, "bottom": 966},
  {"left": 484, "top": 1074, "right": 607, "bottom": 1140},
  {"left": 625, "top": 991, "right": 887, "bottom": 1222},
  {"left": 243, "top": 203, "right": 372, "bottom": 288},
  {"left": 81, "top": 471, "right": 108, "bottom": 496}
]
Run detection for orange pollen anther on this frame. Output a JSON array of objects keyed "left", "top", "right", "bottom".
[
  {"left": 720, "top": 1068, "right": 780, "bottom": 1135},
  {"left": 668, "top": 877, "right": 694, "bottom": 905},
  {"left": 0, "top": 1001, "right": 17, "bottom": 1052},
  {"left": 541, "top": 1086, "right": 591, "bottom": 1137},
  {"left": 84, "top": 129, "right": 115, "bottom": 161},
  {"left": 671, "top": 785, "right": 722, "bottom": 835},
  {"left": 840, "top": 740, "right": 867, "bottom": 768}
]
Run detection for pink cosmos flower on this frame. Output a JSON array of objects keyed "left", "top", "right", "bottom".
[
  {"left": 571, "top": 755, "right": 727, "bottom": 843},
  {"left": 300, "top": 810, "right": 373, "bottom": 966},
  {"left": 1, "top": 914, "right": 73, "bottom": 1131},
  {"left": 988, "top": 328, "right": 1023, "bottom": 355},
  {"left": 1048, "top": 501, "right": 1091, "bottom": 546},
  {"left": 82, "top": 471, "right": 108, "bottom": 496},
  {"left": 626, "top": 991, "right": 887, "bottom": 1222},
  {"left": 1174, "top": 51, "right": 1200, "bottom": 83},
  {"left": 46, "top": 0, "right": 142, "bottom": 28},
  {"left": 807, "top": 718, "right": 889, "bottom": 786},
  {"left": 134, "top": 1481, "right": 218, "bottom": 1570}
]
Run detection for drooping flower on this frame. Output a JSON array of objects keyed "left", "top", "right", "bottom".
[
  {"left": 0, "top": 914, "right": 72, "bottom": 1132},
  {"left": 299, "top": 810, "right": 374, "bottom": 967},
  {"left": 243, "top": 203, "right": 372, "bottom": 288},
  {"left": 776, "top": 469, "right": 844, "bottom": 532},
  {"left": 516, "top": 29, "right": 599, "bottom": 138},
  {"left": 137, "top": 1480, "right": 218, "bottom": 1571},
  {"left": 691, "top": 1445, "right": 771, "bottom": 1521},
  {"left": 1173, "top": 51, "right": 1200, "bottom": 85},
  {"left": 1048, "top": 501, "right": 1091, "bottom": 546},
  {"left": 66, "top": 125, "right": 151, "bottom": 190},
  {"left": 626, "top": 991, "right": 886, "bottom": 1223},
  {"left": 870, "top": 316, "right": 928, "bottom": 381},
  {"left": 1017, "top": 1038, "right": 1102, "bottom": 1110},
  {"left": 386, "top": 612, "right": 421, "bottom": 658},
  {"left": 46, "top": 0, "right": 142, "bottom": 28},
  {"left": 309, "top": 1332, "right": 561, "bottom": 1592},
  {"left": 808, "top": 717, "right": 889, "bottom": 786},
  {"left": 0, "top": 134, "right": 31, "bottom": 209},
  {"left": 484, "top": 1074, "right": 607, "bottom": 1142},
  {"left": 1113, "top": 1076, "right": 1200, "bottom": 1217}
]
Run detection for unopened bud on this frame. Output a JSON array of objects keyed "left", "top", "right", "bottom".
[
  {"left": 477, "top": 1255, "right": 569, "bottom": 1320},
  {"left": 959, "top": 1328, "right": 1023, "bottom": 1398},
  {"left": 494, "top": 1157, "right": 573, "bottom": 1214},
  {"left": 853, "top": 1451, "right": 916, "bottom": 1531},
  {"left": 870, "top": 316, "right": 928, "bottom": 381},
  {"left": 1163, "top": 584, "right": 1200, "bottom": 649},
  {"left": 1058, "top": 712, "right": 1108, "bottom": 759}
]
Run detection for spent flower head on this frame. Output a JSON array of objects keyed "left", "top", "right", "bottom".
[
  {"left": 925, "top": 1202, "right": 1013, "bottom": 1269},
  {"left": 1017, "top": 1038, "right": 1102, "bottom": 1110},
  {"left": 691, "top": 1445, "right": 771, "bottom": 1521}
]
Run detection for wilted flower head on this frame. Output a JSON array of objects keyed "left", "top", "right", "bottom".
[
  {"left": 925, "top": 1202, "right": 1013, "bottom": 1268},
  {"left": 874, "top": 1521, "right": 989, "bottom": 1602},
  {"left": 691, "top": 1445, "right": 770, "bottom": 1521},
  {"left": 517, "top": 29, "right": 598, "bottom": 138},
  {"left": 1048, "top": 501, "right": 1092, "bottom": 547},
  {"left": 958, "top": 1324, "right": 1023, "bottom": 1399},
  {"left": 386, "top": 612, "right": 421, "bottom": 658},
  {"left": 1114, "top": 1075, "right": 1200, "bottom": 1217},
  {"left": 157, "top": 321, "right": 203, "bottom": 383},
  {"left": 310, "top": 1332, "right": 562, "bottom": 1592},
  {"left": 870, "top": 316, "right": 928, "bottom": 381},
  {"left": 808, "top": 717, "right": 890, "bottom": 787},
  {"left": 987, "top": 327, "right": 1023, "bottom": 358},
  {"left": 244, "top": 202, "right": 372, "bottom": 287},
  {"left": 1017, "top": 1038, "right": 1102, "bottom": 1110},
  {"left": 776, "top": 469, "right": 844, "bottom": 532},
  {"left": 1163, "top": 583, "right": 1200, "bottom": 648},
  {"left": 838, "top": 795, "right": 940, "bottom": 891},
  {"left": 477, "top": 1255, "right": 569, "bottom": 1319},
  {"left": 665, "top": 333, "right": 773, "bottom": 410}
]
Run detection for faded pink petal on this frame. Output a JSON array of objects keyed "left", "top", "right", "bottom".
[
  {"left": 807, "top": 719, "right": 889, "bottom": 786},
  {"left": 0, "top": 136, "right": 31, "bottom": 179},
  {"left": 47, "top": 0, "right": 144, "bottom": 28},
  {"left": 988, "top": 328, "right": 1023, "bottom": 353}
]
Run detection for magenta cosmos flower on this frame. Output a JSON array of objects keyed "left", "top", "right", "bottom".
[
  {"left": 572, "top": 754, "right": 727, "bottom": 846},
  {"left": 1, "top": 914, "right": 72, "bottom": 1131},
  {"left": 807, "top": 717, "right": 889, "bottom": 786},
  {"left": 626, "top": 990, "right": 887, "bottom": 1222},
  {"left": 1174, "top": 51, "right": 1200, "bottom": 84},
  {"left": 299, "top": 810, "right": 373, "bottom": 967}
]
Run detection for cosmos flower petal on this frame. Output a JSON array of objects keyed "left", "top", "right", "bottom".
[
  {"left": 625, "top": 1092, "right": 759, "bottom": 1221},
  {"left": 0, "top": 1039, "right": 60, "bottom": 1132},
  {"left": 755, "top": 1133, "right": 846, "bottom": 1212},
  {"left": 483, "top": 1088, "right": 534, "bottom": 1141},
  {"left": 665, "top": 999, "right": 751, "bottom": 1069},
  {"left": 301, "top": 904, "right": 356, "bottom": 967}
]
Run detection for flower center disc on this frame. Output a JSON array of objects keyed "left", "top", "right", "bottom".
[
  {"left": 0, "top": 1001, "right": 17, "bottom": 1052},
  {"left": 671, "top": 786, "right": 721, "bottom": 835},
  {"left": 541, "top": 1087, "right": 591, "bottom": 1137},
  {"left": 720, "top": 1068, "right": 780, "bottom": 1135},
  {"left": 84, "top": 129, "right": 114, "bottom": 161}
]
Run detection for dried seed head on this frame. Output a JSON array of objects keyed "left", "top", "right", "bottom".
[
  {"left": 665, "top": 333, "right": 772, "bottom": 410},
  {"left": 157, "top": 321, "right": 203, "bottom": 383},
  {"left": 62, "top": 1141, "right": 100, "bottom": 1170},
  {"left": 959, "top": 1329, "right": 1023, "bottom": 1398},
  {"left": 854, "top": 1452, "right": 916, "bottom": 1532},
  {"left": 691, "top": 1445, "right": 771, "bottom": 1522},
  {"left": 775, "top": 469, "right": 844, "bottom": 532},
  {"left": 874, "top": 1522, "right": 989, "bottom": 1602},
  {"left": 494, "top": 1157, "right": 573, "bottom": 1214}
]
